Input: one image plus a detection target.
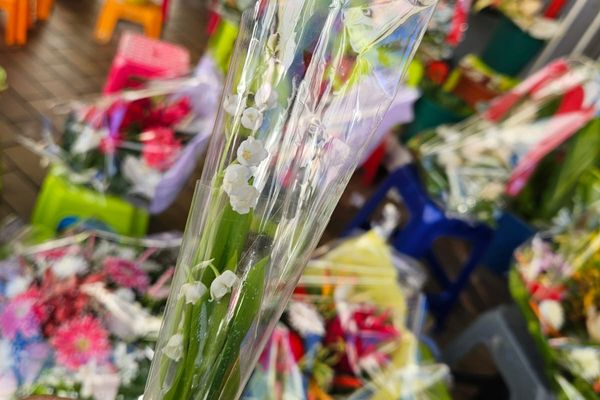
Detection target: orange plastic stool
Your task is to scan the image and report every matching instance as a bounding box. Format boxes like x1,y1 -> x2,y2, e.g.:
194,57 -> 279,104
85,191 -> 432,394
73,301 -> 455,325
36,0 -> 54,20
94,0 -> 162,43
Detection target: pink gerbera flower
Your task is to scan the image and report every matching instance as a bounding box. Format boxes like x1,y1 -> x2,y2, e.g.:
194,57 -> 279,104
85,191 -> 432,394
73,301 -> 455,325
103,257 -> 149,292
0,289 -> 42,340
50,316 -> 111,371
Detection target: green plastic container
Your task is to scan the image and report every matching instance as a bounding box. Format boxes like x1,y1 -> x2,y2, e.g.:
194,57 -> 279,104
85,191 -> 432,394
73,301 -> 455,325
32,169 -> 149,237
403,95 -> 468,142
481,15 -> 544,77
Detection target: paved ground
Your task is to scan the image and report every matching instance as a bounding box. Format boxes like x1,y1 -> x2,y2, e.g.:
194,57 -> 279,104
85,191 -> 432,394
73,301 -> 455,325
0,2 -> 514,397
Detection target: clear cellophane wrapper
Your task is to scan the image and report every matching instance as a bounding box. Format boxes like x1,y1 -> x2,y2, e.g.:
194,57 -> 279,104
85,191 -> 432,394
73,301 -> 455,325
0,229 -> 180,399
20,61 -> 223,214
242,231 -> 450,400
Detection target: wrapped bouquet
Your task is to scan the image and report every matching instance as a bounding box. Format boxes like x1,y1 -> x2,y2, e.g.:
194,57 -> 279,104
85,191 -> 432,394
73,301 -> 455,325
410,58 -> 600,225
0,231 -> 180,399
144,0 -> 435,399
511,228 -> 600,398
243,231 -> 450,399
21,69 -> 222,214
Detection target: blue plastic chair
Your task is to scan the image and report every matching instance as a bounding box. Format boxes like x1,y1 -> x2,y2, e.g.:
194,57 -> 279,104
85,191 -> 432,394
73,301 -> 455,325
345,164 -> 493,327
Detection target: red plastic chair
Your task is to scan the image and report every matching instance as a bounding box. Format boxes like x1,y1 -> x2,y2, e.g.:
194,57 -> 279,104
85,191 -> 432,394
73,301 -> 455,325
103,32 -> 190,94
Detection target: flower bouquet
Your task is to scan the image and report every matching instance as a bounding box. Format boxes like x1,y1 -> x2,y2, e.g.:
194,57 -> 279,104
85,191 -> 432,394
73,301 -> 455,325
409,58 -> 600,225
0,230 -> 180,399
242,231 -> 450,399
510,228 -> 600,398
21,72 -> 222,214
143,0 -> 436,399
419,0 -> 472,60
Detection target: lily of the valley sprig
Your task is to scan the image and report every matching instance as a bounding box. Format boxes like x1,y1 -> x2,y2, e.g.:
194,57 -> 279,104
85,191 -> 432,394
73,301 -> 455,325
144,1 -> 435,398
222,83 -> 273,214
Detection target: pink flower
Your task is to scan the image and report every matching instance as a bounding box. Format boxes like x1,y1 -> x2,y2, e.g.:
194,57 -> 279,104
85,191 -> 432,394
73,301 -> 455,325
140,127 -> 182,171
0,290 -> 42,340
35,246 -> 70,262
103,257 -> 149,292
99,135 -> 123,155
50,316 -> 111,371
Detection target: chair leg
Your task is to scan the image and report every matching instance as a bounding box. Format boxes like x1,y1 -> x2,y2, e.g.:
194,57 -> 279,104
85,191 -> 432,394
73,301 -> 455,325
37,0 -> 54,20
144,10 -> 162,38
4,4 -> 17,45
94,0 -> 119,43
15,0 -> 28,45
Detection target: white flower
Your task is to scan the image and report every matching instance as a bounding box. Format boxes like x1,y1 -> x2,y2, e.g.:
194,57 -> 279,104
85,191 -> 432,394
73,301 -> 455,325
179,282 -> 207,304
51,255 -> 88,279
255,83 -> 278,110
114,287 -> 136,303
76,363 -> 121,400
437,151 -> 461,168
480,182 -> 505,201
5,276 -> 32,298
163,333 -> 184,362
122,156 -> 162,199
113,343 -> 141,386
223,164 -> 252,196
229,184 -> 259,214
237,137 -> 268,167
82,283 -> 161,341
287,302 -> 325,336
72,126 -> 105,154
210,270 -> 239,301
568,348 -> 600,381
241,107 -> 264,131
224,94 -> 243,115
539,300 -> 564,331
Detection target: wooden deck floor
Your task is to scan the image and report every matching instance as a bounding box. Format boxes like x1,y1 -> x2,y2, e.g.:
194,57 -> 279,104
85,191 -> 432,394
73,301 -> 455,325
0,2 -> 514,397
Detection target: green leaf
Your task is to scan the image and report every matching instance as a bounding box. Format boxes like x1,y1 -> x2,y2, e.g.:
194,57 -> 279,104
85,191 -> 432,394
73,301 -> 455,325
541,119 -> 600,219
203,256 -> 269,399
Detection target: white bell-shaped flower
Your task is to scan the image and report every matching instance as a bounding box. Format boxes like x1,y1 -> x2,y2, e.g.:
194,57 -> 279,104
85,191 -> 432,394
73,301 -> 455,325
229,185 -> 259,214
224,94 -> 243,116
223,164 -> 252,196
241,107 -> 264,131
163,333 -> 184,362
210,270 -> 239,301
255,83 -> 278,110
237,137 -> 268,167
179,282 -> 208,305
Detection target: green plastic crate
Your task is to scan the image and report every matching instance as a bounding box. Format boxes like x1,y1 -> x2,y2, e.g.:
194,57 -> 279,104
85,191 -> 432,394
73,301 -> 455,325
32,169 -> 149,237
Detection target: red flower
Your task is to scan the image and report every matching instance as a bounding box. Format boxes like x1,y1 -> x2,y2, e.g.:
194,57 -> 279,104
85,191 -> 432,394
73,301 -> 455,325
324,305 -> 400,374
120,99 -> 151,131
50,315 -> 111,370
103,257 -> 149,292
527,281 -> 564,301
160,97 -> 192,127
143,97 -> 191,130
35,271 -> 103,337
426,61 -> 450,85
288,330 -> 305,363
141,127 -> 182,171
